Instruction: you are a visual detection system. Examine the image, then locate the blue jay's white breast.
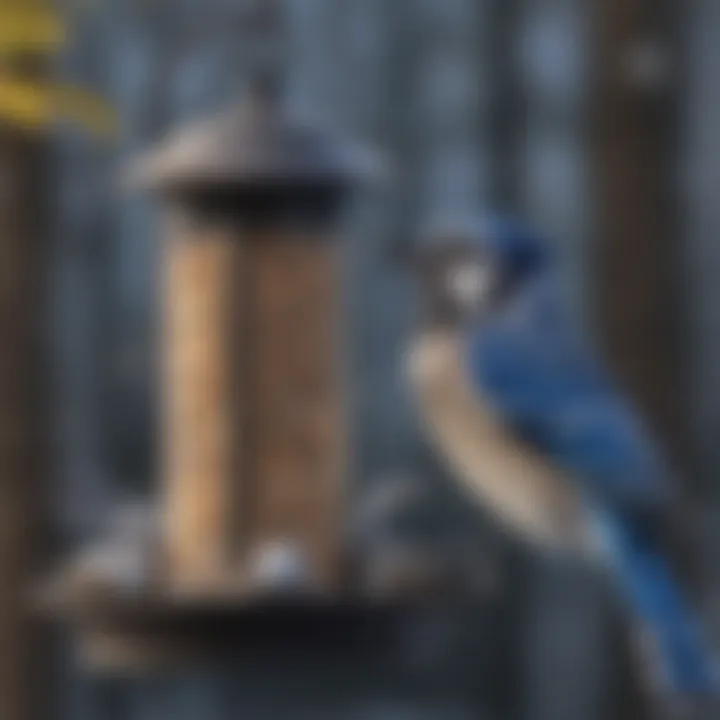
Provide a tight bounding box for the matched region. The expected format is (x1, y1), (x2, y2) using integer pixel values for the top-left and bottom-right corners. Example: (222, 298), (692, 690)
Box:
(407, 330), (593, 555)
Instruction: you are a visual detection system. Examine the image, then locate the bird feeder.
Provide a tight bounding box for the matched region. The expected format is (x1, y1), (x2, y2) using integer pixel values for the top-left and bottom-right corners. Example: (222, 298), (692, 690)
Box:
(131, 90), (377, 597)
(37, 89), (395, 671)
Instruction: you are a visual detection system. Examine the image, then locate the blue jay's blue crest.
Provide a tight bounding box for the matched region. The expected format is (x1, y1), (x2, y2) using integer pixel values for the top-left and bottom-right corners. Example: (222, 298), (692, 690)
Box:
(476, 215), (552, 283)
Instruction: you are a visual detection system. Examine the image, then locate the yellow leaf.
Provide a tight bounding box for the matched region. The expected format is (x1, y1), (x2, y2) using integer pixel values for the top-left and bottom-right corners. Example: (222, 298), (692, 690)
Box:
(0, 79), (117, 138)
(0, 79), (49, 128)
(0, 8), (66, 52)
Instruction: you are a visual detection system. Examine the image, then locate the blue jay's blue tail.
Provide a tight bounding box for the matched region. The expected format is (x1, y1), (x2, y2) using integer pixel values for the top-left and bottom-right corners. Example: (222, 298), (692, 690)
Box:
(601, 512), (717, 697)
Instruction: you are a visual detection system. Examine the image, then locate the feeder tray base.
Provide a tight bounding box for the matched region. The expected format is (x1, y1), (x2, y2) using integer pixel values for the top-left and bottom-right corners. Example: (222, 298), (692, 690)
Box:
(36, 536), (417, 675)
(66, 596), (409, 674)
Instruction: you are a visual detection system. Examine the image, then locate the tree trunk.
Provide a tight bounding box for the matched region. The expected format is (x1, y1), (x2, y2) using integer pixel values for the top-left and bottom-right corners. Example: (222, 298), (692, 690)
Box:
(0, 123), (50, 720)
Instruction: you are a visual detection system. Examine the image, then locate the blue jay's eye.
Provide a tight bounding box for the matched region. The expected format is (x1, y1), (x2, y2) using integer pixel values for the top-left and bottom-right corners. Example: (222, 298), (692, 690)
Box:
(446, 263), (493, 308)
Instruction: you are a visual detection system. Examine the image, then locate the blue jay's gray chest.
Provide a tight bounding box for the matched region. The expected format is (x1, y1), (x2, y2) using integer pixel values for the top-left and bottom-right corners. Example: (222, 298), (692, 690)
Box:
(407, 330), (594, 555)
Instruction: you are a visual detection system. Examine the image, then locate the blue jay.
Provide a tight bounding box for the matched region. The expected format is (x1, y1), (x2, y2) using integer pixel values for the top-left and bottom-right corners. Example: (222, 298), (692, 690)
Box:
(404, 216), (716, 703)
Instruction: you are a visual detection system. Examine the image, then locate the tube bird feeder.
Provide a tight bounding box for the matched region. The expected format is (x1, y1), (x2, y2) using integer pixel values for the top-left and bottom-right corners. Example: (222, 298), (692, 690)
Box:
(130, 89), (378, 597)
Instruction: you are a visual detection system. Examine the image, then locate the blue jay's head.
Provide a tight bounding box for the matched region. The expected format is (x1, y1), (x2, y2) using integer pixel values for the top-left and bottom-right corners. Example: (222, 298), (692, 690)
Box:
(401, 215), (552, 328)
(478, 216), (552, 286)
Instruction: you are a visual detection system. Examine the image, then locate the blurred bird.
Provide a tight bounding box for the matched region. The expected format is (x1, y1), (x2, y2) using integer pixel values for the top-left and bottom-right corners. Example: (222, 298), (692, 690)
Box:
(403, 215), (717, 705)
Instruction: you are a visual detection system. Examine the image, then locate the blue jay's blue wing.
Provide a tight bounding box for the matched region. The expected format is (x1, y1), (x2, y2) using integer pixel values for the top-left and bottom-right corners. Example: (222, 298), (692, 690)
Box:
(466, 275), (673, 516)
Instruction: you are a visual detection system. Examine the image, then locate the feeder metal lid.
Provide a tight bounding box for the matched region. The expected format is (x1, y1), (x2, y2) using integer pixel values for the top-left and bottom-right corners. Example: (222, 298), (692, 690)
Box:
(123, 92), (384, 195)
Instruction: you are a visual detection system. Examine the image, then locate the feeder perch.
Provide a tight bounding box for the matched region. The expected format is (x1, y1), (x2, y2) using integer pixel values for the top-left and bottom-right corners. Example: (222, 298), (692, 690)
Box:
(35, 88), (432, 672)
